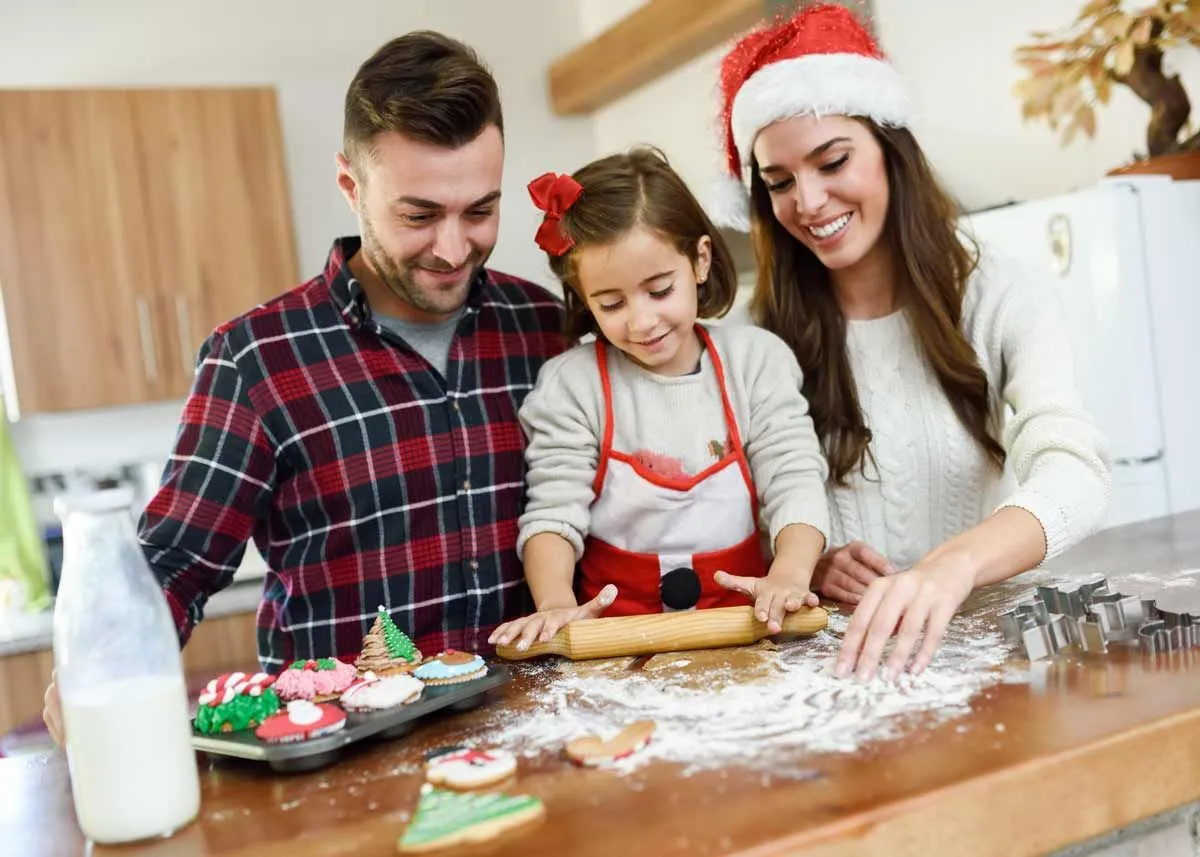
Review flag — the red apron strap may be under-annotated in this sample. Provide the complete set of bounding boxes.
[697,325,759,522]
[592,339,616,497]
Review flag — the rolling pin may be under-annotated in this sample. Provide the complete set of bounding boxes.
[495,604,828,661]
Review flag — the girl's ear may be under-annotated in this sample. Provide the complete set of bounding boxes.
[695,235,713,283]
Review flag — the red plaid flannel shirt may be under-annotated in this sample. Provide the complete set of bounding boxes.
[140,237,566,671]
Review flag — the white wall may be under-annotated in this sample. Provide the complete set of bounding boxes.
[580,0,727,214]
[874,0,1200,210]
[1,0,595,478]
[580,0,1200,213]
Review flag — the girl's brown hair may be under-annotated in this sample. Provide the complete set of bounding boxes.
[546,147,739,344]
[748,121,1005,484]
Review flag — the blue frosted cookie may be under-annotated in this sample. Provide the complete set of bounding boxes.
[413,650,488,685]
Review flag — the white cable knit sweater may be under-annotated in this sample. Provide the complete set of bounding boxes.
[738,247,1112,568]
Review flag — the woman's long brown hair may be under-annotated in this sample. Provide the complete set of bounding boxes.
[748,120,1005,484]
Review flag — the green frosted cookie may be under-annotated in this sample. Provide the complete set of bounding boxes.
[193,672,281,734]
[397,785,545,852]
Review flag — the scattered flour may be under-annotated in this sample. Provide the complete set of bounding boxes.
[484,610,1020,776]
[480,568,1199,777]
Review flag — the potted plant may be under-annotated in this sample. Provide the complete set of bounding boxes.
[1012,0,1200,179]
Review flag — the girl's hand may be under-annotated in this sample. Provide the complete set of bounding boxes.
[487,584,617,651]
[714,571,819,634]
[811,541,896,604]
[834,561,974,682]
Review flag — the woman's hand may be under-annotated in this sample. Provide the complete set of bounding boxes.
[811,541,896,604]
[714,571,819,634]
[834,559,974,681]
[487,584,617,651]
[43,670,65,747]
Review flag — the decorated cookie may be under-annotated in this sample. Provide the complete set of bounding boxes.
[565,720,655,767]
[339,670,423,712]
[255,700,347,744]
[426,747,518,790]
[193,672,280,735]
[356,605,423,675]
[397,784,544,853]
[412,650,488,686]
[273,657,357,702]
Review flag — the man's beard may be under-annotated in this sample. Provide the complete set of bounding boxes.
[361,211,487,316]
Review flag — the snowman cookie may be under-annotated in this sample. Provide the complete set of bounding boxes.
[426,747,518,790]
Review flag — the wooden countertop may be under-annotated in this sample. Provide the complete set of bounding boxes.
[5,510,1200,857]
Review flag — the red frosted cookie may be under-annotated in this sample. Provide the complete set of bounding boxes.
[255,700,347,744]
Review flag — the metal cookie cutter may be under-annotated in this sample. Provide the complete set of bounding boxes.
[1001,576,1200,660]
[1000,598,1070,661]
[1001,577,1157,659]
[1138,589,1200,655]
[1007,577,1114,658]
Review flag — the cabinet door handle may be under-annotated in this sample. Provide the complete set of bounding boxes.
[135,297,159,383]
[175,296,194,377]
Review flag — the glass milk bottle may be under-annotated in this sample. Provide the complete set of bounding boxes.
[53,487,200,844]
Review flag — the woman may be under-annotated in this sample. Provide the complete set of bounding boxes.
[710,4,1111,681]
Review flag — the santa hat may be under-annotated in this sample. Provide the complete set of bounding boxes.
[710,3,911,231]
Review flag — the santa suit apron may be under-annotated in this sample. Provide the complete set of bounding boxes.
[578,326,766,615]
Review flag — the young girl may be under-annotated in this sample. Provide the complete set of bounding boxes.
[489,147,830,653]
[709,4,1111,681]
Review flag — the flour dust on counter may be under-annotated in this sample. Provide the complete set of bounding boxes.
[483,609,1025,777]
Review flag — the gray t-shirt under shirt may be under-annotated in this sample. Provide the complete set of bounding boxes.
[374,309,464,378]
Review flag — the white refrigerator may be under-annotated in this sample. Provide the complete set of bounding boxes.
[961,176,1200,529]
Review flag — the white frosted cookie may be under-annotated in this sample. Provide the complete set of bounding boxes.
[339,671,423,712]
[426,747,518,790]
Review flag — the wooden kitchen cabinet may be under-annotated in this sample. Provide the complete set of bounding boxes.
[0,610,259,738]
[0,88,297,414]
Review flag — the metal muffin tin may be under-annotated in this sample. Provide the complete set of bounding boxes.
[192,665,510,773]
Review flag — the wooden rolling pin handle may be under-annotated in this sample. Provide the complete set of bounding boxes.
[495,605,827,661]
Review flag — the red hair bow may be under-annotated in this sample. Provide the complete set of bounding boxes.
[528,171,583,256]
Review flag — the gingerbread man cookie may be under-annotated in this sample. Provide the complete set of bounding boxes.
[426,747,518,790]
[565,720,655,767]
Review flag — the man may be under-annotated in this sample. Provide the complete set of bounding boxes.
[45,31,566,743]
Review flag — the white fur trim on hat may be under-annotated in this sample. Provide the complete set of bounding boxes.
[706,171,752,232]
[730,53,911,175]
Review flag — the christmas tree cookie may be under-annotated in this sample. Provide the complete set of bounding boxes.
[355,605,422,675]
[193,672,280,734]
[397,785,545,853]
